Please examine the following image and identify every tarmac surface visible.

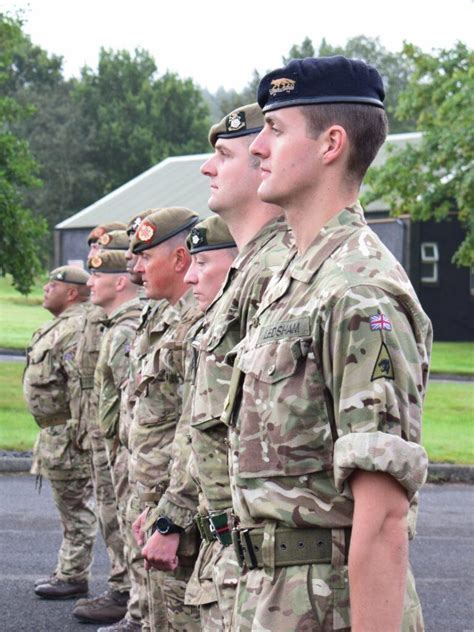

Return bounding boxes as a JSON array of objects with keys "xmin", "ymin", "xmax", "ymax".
[{"xmin": 0, "ymin": 475, "xmax": 473, "ymax": 631}]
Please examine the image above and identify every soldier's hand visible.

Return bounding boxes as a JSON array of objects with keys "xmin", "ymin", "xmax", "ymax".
[
  {"xmin": 142, "ymin": 531, "xmax": 180, "ymax": 571},
  {"xmin": 132, "ymin": 509, "xmax": 148, "ymax": 546}
]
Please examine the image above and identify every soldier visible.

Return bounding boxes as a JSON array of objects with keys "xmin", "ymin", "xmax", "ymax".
[
  {"xmin": 24, "ymin": 266, "xmax": 97, "ymax": 599},
  {"xmin": 141, "ymin": 104, "xmax": 292, "ymax": 630},
  {"xmin": 73, "ymin": 250, "xmax": 142, "ymax": 628},
  {"xmin": 226, "ymin": 56, "xmax": 432, "ymax": 630},
  {"xmin": 129, "ymin": 207, "xmax": 202, "ymax": 631}
]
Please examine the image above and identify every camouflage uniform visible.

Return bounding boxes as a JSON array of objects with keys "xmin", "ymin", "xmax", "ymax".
[
  {"xmin": 130, "ymin": 290, "xmax": 202, "ymax": 631},
  {"xmin": 95, "ymin": 297, "xmax": 142, "ymax": 622},
  {"xmin": 75, "ymin": 301, "xmax": 130, "ymax": 593},
  {"xmin": 24, "ymin": 303, "xmax": 97, "ymax": 582},
  {"xmin": 153, "ymin": 216, "xmax": 292, "ymax": 630},
  {"xmin": 226, "ymin": 204, "xmax": 432, "ymax": 631}
]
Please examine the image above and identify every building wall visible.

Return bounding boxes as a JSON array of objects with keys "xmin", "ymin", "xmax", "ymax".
[{"xmin": 55, "ymin": 228, "xmax": 91, "ymax": 268}]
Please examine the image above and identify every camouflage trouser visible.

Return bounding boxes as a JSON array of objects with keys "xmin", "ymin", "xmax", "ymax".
[
  {"xmin": 125, "ymin": 488, "xmax": 157, "ymax": 631},
  {"xmin": 187, "ymin": 540, "xmax": 239, "ymax": 631},
  {"xmin": 232, "ymin": 564, "xmax": 424, "ymax": 631},
  {"xmin": 48, "ymin": 476, "xmax": 97, "ymax": 582},
  {"xmin": 89, "ymin": 426, "xmax": 130, "ymax": 592},
  {"xmin": 107, "ymin": 443, "xmax": 143, "ymax": 622},
  {"xmin": 161, "ymin": 568, "xmax": 201, "ymax": 632}
]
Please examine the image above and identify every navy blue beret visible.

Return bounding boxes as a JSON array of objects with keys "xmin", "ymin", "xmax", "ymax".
[{"xmin": 257, "ymin": 56, "xmax": 385, "ymax": 113}]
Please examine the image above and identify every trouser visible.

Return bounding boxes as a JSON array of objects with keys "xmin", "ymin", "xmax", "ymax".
[
  {"xmin": 157, "ymin": 567, "xmax": 201, "ymax": 632},
  {"xmin": 89, "ymin": 425, "xmax": 130, "ymax": 592},
  {"xmin": 232, "ymin": 564, "xmax": 424, "ymax": 631},
  {"xmin": 48, "ymin": 476, "xmax": 97, "ymax": 582}
]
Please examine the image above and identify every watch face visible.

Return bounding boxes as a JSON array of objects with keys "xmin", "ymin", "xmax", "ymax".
[{"xmin": 156, "ymin": 517, "xmax": 170, "ymax": 534}]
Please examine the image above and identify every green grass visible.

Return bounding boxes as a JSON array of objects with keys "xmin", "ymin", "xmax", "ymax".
[
  {"xmin": 423, "ymin": 381, "xmax": 474, "ymax": 464},
  {"xmin": 0, "ymin": 275, "xmax": 50, "ymax": 350},
  {"xmin": 0, "ymin": 361, "xmax": 38, "ymax": 450},
  {"xmin": 0, "ymin": 361, "xmax": 472, "ymax": 463},
  {"xmin": 430, "ymin": 342, "xmax": 474, "ymax": 376}
]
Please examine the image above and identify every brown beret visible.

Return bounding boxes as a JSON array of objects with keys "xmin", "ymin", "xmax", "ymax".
[
  {"xmin": 87, "ymin": 250, "xmax": 128, "ymax": 273},
  {"xmin": 127, "ymin": 209, "xmax": 158, "ymax": 236},
  {"xmin": 208, "ymin": 103, "xmax": 264, "ymax": 148},
  {"xmin": 131, "ymin": 207, "xmax": 199, "ymax": 254},
  {"xmin": 87, "ymin": 222, "xmax": 127, "ymax": 245},
  {"xmin": 97, "ymin": 230, "xmax": 129, "ymax": 250},
  {"xmin": 186, "ymin": 216, "xmax": 236, "ymax": 254},
  {"xmin": 49, "ymin": 265, "xmax": 90, "ymax": 285}
]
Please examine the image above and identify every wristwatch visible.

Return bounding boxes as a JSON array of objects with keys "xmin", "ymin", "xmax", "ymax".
[{"xmin": 154, "ymin": 516, "xmax": 183, "ymax": 535}]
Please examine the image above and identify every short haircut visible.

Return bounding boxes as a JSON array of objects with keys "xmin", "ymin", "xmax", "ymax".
[{"xmin": 301, "ymin": 103, "xmax": 389, "ymax": 184}]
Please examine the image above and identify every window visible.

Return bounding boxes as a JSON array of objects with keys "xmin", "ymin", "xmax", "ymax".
[{"xmin": 421, "ymin": 242, "xmax": 439, "ymax": 284}]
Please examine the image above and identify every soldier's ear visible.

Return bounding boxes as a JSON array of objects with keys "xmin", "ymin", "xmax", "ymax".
[{"xmin": 174, "ymin": 246, "xmax": 190, "ymax": 273}]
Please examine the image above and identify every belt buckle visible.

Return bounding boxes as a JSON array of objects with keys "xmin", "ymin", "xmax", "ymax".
[
  {"xmin": 209, "ymin": 511, "xmax": 232, "ymax": 547},
  {"xmin": 240, "ymin": 528, "xmax": 258, "ymax": 570}
]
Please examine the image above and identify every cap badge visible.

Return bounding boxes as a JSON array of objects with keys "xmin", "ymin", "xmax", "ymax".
[
  {"xmin": 226, "ymin": 111, "xmax": 246, "ymax": 133},
  {"xmin": 90, "ymin": 256, "xmax": 103, "ymax": 269},
  {"xmin": 98, "ymin": 233, "xmax": 111, "ymax": 246},
  {"xmin": 269, "ymin": 77, "xmax": 296, "ymax": 96},
  {"xmin": 137, "ymin": 221, "xmax": 155, "ymax": 243},
  {"xmin": 56, "ymin": 272, "xmax": 64, "ymax": 280},
  {"xmin": 190, "ymin": 228, "xmax": 206, "ymax": 247},
  {"xmin": 131, "ymin": 216, "xmax": 143, "ymax": 233}
]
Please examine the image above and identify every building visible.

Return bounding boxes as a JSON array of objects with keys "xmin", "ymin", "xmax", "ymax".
[{"xmin": 55, "ymin": 134, "xmax": 473, "ymax": 341}]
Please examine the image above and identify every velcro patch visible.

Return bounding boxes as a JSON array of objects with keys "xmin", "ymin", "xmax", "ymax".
[
  {"xmin": 371, "ymin": 342, "xmax": 395, "ymax": 381},
  {"xmin": 257, "ymin": 317, "xmax": 310, "ymax": 344}
]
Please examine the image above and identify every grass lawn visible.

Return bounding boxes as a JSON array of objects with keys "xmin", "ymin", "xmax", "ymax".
[
  {"xmin": 0, "ymin": 276, "xmax": 50, "ymax": 350},
  {"xmin": 430, "ymin": 342, "xmax": 474, "ymax": 376},
  {"xmin": 0, "ymin": 361, "xmax": 472, "ymax": 463}
]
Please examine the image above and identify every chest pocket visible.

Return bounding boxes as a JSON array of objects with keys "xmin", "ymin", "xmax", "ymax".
[
  {"xmin": 26, "ymin": 348, "xmax": 54, "ymax": 386},
  {"xmin": 134, "ymin": 345, "xmax": 180, "ymax": 428},
  {"xmin": 191, "ymin": 317, "xmax": 239, "ymax": 432},
  {"xmin": 236, "ymin": 337, "xmax": 333, "ymax": 478}
]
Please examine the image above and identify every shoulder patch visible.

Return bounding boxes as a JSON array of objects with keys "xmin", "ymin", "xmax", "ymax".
[{"xmin": 371, "ymin": 342, "xmax": 395, "ymax": 381}]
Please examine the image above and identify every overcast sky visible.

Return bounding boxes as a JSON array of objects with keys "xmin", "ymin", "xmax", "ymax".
[{"xmin": 3, "ymin": 0, "xmax": 473, "ymax": 92}]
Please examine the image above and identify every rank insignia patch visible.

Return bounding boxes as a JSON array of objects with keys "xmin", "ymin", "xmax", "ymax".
[
  {"xmin": 226, "ymin": 111, "xmax": 246, "ymax": 133},
  {"xmin": 137, "ymin": 221, "xmax": 155, "ymax": 243},
  {"xmin": 371, "ymin": 342, "xmax": 395, "ymax": 381},
  {"xmin": 269, "ymin": 77, "xmax": 296, "ymax": 96},
  {"xmin": 370, "ymin": 313, "xmax": 392, "ymax": 331}
]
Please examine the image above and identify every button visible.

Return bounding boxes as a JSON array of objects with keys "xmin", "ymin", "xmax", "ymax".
[
  {"xmin": 252, "ymin": 317, "xmax": 259, "ymax": 328},
  {"xmin": 267, "ymin": 364, "xmax": 276, "ymax": 376}
]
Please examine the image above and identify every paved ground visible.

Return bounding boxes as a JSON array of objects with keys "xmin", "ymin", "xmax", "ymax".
[{"xmin": 0, "ymin": 475, "xmax": 473, "ymax": 631}]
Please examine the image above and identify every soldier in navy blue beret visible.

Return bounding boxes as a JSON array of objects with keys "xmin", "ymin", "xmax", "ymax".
[{"xmin": 229, "ymin": 56, "xmax": 430, "ymax": 632}]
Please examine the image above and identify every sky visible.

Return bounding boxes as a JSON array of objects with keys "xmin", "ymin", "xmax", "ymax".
[{"xmin": 2, "ymin": 0, "xmax": 473, "ymax": 93}]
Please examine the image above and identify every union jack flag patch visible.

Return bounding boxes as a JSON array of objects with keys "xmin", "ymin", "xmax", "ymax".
[{"xmin": 370, "ymin": 313, "xmax": 392, "ymax": 331}]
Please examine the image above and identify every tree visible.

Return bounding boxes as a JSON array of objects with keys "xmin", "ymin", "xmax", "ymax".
[
  {"xmin": 0, "ymin": 13, "xmax": 48, "ymax": 294},
  {"xmin": 282, "ymin": 36, "xmax": 315, "ymax": 63},
  {"xmin": 74, "ymin": 48, "xmax": 211, "ymax": 196},
  {"xmin": 363, "ymin": 42, "xmax": 473, "ymax": 267},
  {"xmin": 317, "ymin": 35, "xmax": 416, "ymax": 132}
]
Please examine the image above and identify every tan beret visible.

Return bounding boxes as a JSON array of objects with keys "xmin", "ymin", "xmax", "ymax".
[
  {"xmin": 186, "ymin": 216, "xmax": 236, "ymax": 254},
  {"xmin": 49, "ymin": 265, "xmax": 90, "ymax": 285},
  {"xmin": 208, "ymin": 103, "xmax": 264, "ymax": 148},
  {"xmin": 127, "ymin": 209, "xmax": 158, "ymax": 236},
  {"xmin": 131, "ymin": 207, "xmax": 199, "ymax": 254},
  {"xmin": 97, "ymin": 230, "xmax": 129, "ymax": 250},
  {"xmin": 87, "ymin": 222, "xmax": 127, "ymax": 245},
  {"xmin": 87, "ymin": 250, "xmax": 128, "ymax": 273}
]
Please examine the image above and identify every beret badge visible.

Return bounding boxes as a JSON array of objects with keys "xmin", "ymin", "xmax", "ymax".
[
  {"xmin": 90, "ymin": 256, "xmax": 103, "ymax": 269},
  {"xmin": 56, "ymin": 272, "xmax": 64, "ymax": 280},
  {"xmin": 226, "ymin": 111, "xmax": 246, "ymax": 133},
  {"xmin": 131, "ymin": 217, "xmax": 143, "ymax": 234},
  {"xmin": 269, "ymin": 77, "xmax": 296, "ymax": 96},
  {"xmin": 137, "ymin": 221, "xmax": 156, "ymax": 243},
  {"xmin": 190, "ymin": 228, "xmax": 206, "ymax": 248},
  {"xmin": 98, "ymin": 233, "xmax": 111, "ymax": 246}
]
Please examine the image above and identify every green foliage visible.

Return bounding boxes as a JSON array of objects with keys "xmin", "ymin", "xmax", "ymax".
[
  {"xmin": 74, "ymin": 48, "xmax": 211, "ymax": 195},
  {"xmin": 364, "ymin": 42, "xmax": 474, "ymax": 266},
  {"xmin": 0, "ymin": 13, "xmax": 48, "ymax": 294},
  {"xmin": 282, "ymin": 36, "xmax": 315, "ymax": 64}
]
